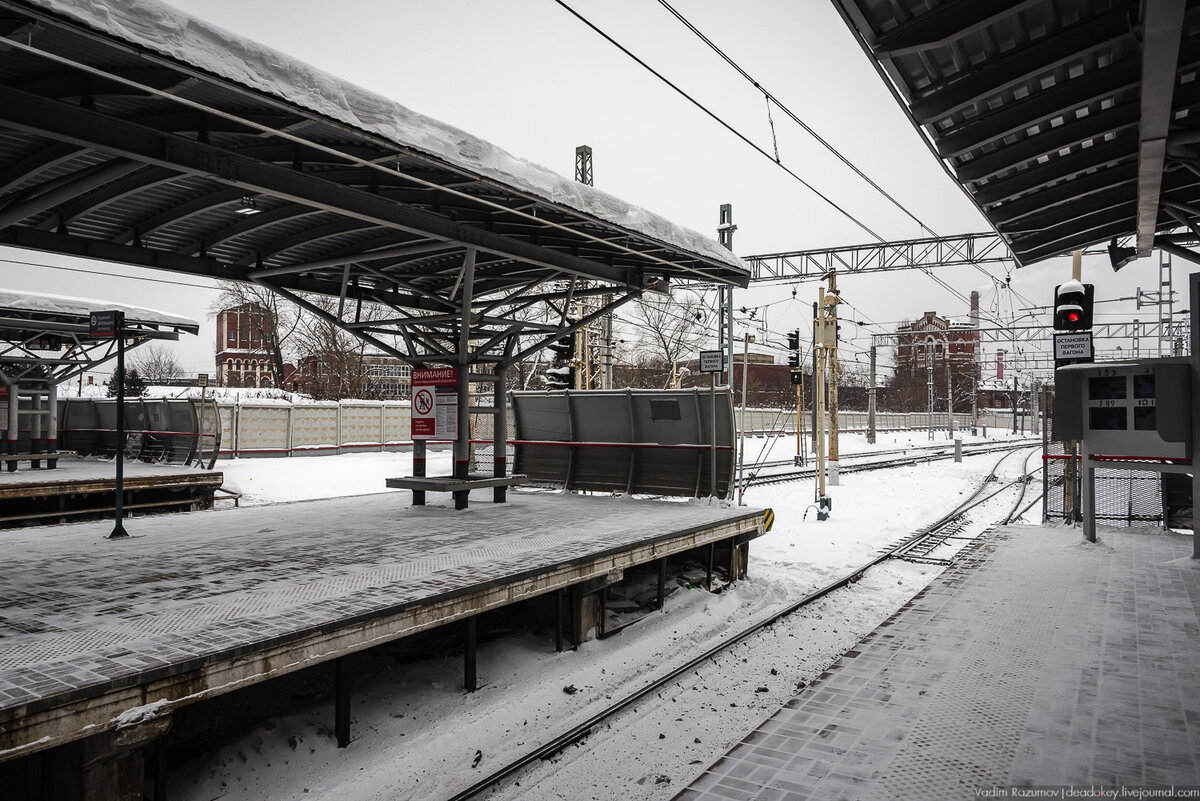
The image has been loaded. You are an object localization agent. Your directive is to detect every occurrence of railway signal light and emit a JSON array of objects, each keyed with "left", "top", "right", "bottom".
[
  {"left": 787, "top": 329, "right": 799, "bottom": 351},
  {"left": 545, "top": 334, "right": 576, "bottom": 390},
  {"left": 1053, "top": 281, "right": 1094, "bottom": 330}
]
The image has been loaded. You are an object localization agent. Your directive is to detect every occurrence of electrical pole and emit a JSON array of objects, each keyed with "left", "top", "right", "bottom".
[
  {"left": 717, "top": 205, "right": 737, "bottom": 387},
  {"left": 947, "top": 370, "right": 954, "bottom": 440},
  {"left": 926, "top": 350, "right": 934, "bottom": 440},
  {"left": 788, "top": 328, "right": 804, "bottom": 466},
  {"left": 737, "top": 332, "right": 753, "bottom": 505},
  {"left": 867, "top": 343, "right": 877, "bottom": 445},
  {"left": 814, "top": 291, "right": 827, "bottom": 504},
  {"left": 574, "top": 145, "right": 609, "bottom": 390},
  {"left": 826, "top": 272, "right": 840, "bottom": 486}
]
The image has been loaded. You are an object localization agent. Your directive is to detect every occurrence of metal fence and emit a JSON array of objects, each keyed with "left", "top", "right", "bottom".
[{"left": 1042, "top": 440, "right": 1166, "bottom": 527}]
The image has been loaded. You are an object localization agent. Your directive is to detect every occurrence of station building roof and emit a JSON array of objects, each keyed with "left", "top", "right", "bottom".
[
  {"left": 0, "top": 0, "right": 748, "bottom": 320},
  {"left": 831, "top": 0, "right": 1200, "bottom": 268}
]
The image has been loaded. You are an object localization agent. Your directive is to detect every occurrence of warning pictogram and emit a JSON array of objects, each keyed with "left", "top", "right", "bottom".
[{"left": 411, "top": 368, "right": 457, "bottom": 440}]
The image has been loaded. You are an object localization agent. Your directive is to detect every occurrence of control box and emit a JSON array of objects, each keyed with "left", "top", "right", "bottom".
[{"left": 1055, "top": 358, "right": 1191, "bottom": 459}]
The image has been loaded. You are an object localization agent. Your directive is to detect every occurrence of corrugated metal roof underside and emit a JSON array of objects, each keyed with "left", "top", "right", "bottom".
[{"left": 831, "top": 0, "right": 1200, "bottom": 267}]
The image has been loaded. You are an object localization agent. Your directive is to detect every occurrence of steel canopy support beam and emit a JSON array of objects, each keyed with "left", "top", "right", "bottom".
[
  {"left": 1134, "top": 0, "right": 1188, "bottom": 256},
  {"left": 1156, "top": 239, "right": 1200, "bottom": 268}
]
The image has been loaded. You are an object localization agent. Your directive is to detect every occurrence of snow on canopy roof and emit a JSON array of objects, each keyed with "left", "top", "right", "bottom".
[
  {"left": 27, "top": 0, "right": 746, "bottom": 274},
  {"left": 0, "top": 288, "right": 199, "bottom": 331}
]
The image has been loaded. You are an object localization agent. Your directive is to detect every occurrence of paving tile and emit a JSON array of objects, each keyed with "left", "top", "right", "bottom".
[
  {"left": 0, "top": 492, "right": 760, "bottom": 725},
  {"left": 679, "top": 525, "right": 1200, "bottom": 801}
]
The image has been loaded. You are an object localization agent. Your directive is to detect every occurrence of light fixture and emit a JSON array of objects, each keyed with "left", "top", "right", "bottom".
[{"left": 234, "top": 196, "right": 262, "bottom": 215}]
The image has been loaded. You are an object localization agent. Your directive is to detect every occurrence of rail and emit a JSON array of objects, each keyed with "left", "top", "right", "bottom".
[{"left": 447, "top": 447, "right": 1038, "bottom": 800}]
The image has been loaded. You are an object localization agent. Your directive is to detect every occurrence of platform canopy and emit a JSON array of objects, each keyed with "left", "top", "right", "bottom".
[
  {"left": 0, "top": 0, "right": 748, "bottom": 370},
  {"left": 0, "top": 288, "right": 198, "bottom": 383},
  {"left": 832, "top": 0, "right": 1200, "bottom": 269}
]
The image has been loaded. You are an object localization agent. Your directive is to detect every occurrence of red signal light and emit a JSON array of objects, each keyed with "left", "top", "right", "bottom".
[{"left": 1066, "top": 311, "right": 1080, "bottom": 322}]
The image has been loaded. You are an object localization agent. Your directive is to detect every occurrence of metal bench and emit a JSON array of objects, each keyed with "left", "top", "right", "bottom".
[{"left": 385, "top": 474, "right": 528, "bottom": 509}]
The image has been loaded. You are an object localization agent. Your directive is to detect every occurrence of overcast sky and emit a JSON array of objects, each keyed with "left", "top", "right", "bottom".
[{"left": 0, "top": 0, "right": 1179, "bottom": 380}]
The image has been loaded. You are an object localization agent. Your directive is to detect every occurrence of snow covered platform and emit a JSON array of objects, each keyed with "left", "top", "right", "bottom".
[
  {"left": 0, "top": 491, "right": 764, "bottom": 766},
  {"left": 678, "top": 524, "right": 1200, "bottom": 800},
  {"left": 0, "top": 459, "right": 224, "bottom": 526}
]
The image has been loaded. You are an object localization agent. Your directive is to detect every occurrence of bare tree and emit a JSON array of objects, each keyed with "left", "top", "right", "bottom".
[
  {"left": 210, "top": 281, "right": 300, "bottom": 387},
  {"left": 127, "top": 343, "right": 186, "bottom": 383},
  {"left": 290, "top": 294, "right": 400, "bottom": 400},
  {"left": 626, "top": 289, "right": 709, "bottom": 388}
]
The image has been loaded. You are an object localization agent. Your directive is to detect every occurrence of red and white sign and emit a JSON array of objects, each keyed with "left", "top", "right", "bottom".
[{"left": 412, "top": 368, "right": 458, "bottom": 440}]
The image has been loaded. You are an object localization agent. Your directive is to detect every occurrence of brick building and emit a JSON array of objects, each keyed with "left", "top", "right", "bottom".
[{"left": 215, "top": 303, "right": 290, "bottom": 388}]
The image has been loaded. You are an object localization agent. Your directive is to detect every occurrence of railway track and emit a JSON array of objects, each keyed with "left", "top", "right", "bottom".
[
  {"left": 447, "top": 447, "right": 1041, "bottom": 801},
  {"left": 743, "top": 438, "right": 1039, "bottom": 489}
]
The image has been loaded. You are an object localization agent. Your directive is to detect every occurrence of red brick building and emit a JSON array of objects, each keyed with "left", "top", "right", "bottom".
[{"left": 215, "top": 303, "right": 290, "bottom": 388}]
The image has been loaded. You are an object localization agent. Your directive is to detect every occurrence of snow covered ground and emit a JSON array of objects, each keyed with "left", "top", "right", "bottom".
[{"left": 170, "top": 429, "right": 1041, "bottom": 800}]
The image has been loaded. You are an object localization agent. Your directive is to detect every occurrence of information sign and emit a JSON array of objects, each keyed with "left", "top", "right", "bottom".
[
  {"left": 412, "top": 368, "right": 458, "bottom": 440},
  {"left": 1054, "top": 332, "right": 1094, "bottom": 366},
  {"left": 698, "top": 350, "right": 723, "bottom": 373},
  {"left": 89, "top": 310, "right": 122, "bottom": 339},
  {"left": 197, "top": 373, "right": 209, "bottom": 388}
]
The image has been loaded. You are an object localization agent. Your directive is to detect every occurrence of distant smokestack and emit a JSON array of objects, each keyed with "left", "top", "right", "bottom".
[
  {"left": 997, "top": 350, "right": 1005, "bottom": 380},
  {"left": 970, "top": 291, "right": 979, "bottom": 328}
]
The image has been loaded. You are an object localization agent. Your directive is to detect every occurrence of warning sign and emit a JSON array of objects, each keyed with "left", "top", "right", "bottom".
[{"left": 412, "top": 368, "right": 458, "bottom": 440}]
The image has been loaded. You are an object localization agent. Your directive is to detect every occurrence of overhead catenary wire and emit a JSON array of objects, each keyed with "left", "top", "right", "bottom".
[
  {"left": 654, "top": 0, "right": 935, "bottom": 238},
  {"left": 551, "top": 0, "right": 884, "bottom": 242},
  {"left": 651, "top": 2, "right": 1053, "bottom": 326}
]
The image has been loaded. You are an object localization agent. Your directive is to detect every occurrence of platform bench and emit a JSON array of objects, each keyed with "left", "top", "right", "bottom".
[
  {"left": 2, "top": 450, "right": 77, "bottom": 471},
  {"left": 385, "top": 474, "right": 528, "bottom": 509}
]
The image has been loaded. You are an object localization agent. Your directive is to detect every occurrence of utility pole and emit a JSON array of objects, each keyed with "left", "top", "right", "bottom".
[
  {"left": 867, "top": 343, "right": 877, "bottom": 445},
  {"left": 926, "top": 350, "right": 934, "bottom": 440},
  {"left": 812, "top": 288, "right": 835, "bottom": 518},
  {"left": 737, "top": 332, "right": 753, "bottom": 505},
  {"left": 947, "top": 370, "right": 954, "bottom": 440},
  {"left": 814, "top": 292, "right": 827, "bottom": 503},
  {"left": 717, "top": 205, "right": 737, "bottom": 387},
  {"left": 1012, "top": 375, "right": 1019, "bottom": 434},
  {"left": 826, "top": 272, "right": 840, "bottom": 486},
  {"left": 574, "top": 145, "right": 609, "bottom": 390},
  {"left": 788, "top": 328, "right": 804, "bottom": 466}
]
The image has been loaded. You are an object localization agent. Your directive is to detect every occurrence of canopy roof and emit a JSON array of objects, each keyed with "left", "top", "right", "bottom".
[
  {"left": 0, "top": 289, "right": 197, "bottom": 383},
  {"left": 832, "top": 0, "right": 1200, "bottom": 268},
  {"left": 0, "top": 0, "right": 747, "bottom": 356}
]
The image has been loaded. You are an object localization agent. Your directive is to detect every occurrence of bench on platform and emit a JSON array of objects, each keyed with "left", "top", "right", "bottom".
[
  {"left": 385, "top": 473, "right": 529, "bottom": 509},
  {"left": 2, "top": 450, "right": 77, "bottom": 471}
]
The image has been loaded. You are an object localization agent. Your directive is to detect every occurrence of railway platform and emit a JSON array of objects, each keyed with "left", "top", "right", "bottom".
[
  {"left": 0, "top": 489, "right": 763, "bottom": 799},
  {"left": 0, "top": 458, "right": 224, "bottom": 527},
  {"left": 677, "top": 523, "right": 1200, "bottom": 801}
]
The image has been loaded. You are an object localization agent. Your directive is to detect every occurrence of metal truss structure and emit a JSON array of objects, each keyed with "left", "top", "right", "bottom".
[
  {"left": 0, "top": 298, "right": 195, "bottom": 385},
  {"left": 743, "top": 232, "right": 1119, "bottom": 284}
]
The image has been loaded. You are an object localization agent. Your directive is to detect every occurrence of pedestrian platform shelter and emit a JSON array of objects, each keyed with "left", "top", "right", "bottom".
[
  {"left": 0, "top": 490, "right": 764, "bottom": 799},
  {"left": 677, "top": 524, "right": 1200, "bottom": 801}
]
